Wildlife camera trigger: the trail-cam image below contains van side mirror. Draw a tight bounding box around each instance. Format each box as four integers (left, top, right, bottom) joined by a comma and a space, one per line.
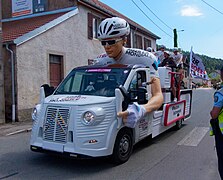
119, 85, 148, 110
41, 84, 55, 97
118, 85, 131, 111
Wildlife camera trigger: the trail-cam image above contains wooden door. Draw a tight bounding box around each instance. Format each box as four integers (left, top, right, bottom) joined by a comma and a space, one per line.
49, 54, 63, 88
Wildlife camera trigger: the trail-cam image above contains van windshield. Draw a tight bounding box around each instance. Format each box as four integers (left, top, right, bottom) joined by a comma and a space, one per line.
54, 67, 130, 97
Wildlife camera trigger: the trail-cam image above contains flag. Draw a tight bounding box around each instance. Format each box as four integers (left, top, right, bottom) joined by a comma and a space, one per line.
189, 48, 208, 80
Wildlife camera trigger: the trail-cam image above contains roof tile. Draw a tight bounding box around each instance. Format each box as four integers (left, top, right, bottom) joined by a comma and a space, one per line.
2, 12, 65, 43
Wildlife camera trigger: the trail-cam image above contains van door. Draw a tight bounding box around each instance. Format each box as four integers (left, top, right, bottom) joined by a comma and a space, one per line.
129, 70, 152, 141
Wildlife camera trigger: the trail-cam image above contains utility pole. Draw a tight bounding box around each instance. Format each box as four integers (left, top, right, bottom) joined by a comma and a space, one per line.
0, 0, 5, 124
173, 28, 178, 48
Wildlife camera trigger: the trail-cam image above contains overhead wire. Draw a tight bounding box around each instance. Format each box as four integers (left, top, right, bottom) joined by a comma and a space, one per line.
137, 0, 185, 48
130, 0, 172, 38
139, 0, 173, 31
131, 0, 185, 49
201, 0, 223, 16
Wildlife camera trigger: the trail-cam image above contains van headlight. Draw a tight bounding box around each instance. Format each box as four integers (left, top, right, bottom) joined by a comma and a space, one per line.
81, 107, 105, 126
32, 108, 38, 121
83, 111, 95, 125
32, 104, 41, 121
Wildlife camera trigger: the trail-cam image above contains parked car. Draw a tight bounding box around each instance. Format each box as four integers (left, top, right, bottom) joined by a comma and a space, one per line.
213, 82, 221, 90
192, 82, 197, 89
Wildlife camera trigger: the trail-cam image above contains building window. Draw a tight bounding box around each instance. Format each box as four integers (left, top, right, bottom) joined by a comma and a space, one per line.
144, 38, 151, 50
134, 34, 142, 49
93, 17, 100, 39
88, 13, 101, 39
49, 54, 64, 88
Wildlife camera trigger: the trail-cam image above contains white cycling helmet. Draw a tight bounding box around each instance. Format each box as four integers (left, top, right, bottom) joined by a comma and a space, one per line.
164, 50, 170, 55
146, 47, 154, 52
97, 17, 130, 40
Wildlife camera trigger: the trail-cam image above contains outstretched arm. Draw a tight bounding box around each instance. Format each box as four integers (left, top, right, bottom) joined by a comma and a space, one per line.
144, 77, 163, 112
117, 77, 163, 122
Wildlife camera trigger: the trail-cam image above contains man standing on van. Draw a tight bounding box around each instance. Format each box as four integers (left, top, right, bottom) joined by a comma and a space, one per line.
94, 17, 163, 128
210, 66, 223, 179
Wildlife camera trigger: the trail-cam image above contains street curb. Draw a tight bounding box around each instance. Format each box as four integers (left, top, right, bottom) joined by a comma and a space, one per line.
6, 128, 32, 136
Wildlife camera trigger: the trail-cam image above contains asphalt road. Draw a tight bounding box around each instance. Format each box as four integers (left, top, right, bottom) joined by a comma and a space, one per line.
0, 88, 221, 180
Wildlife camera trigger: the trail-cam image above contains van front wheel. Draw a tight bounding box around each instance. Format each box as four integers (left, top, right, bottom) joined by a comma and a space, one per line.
111, 128, 133, 165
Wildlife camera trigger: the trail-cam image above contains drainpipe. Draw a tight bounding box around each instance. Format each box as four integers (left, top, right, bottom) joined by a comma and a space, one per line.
6, 44, 15, 122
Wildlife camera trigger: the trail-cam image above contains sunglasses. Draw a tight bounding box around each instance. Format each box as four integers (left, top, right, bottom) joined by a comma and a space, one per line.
101, 38, 123, 46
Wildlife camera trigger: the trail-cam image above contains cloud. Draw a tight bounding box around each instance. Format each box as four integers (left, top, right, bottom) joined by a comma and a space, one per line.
180, 5, 203, 16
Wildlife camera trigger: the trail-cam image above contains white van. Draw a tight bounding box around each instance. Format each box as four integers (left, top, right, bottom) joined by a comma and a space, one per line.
30, 64, 192, 164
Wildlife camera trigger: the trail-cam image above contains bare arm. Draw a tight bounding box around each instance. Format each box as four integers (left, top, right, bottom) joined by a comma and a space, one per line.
117, 77, 163, 118
210, 106, 221, 119
143, 77, 163, 113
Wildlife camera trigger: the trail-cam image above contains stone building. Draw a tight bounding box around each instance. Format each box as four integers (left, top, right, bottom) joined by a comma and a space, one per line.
0, 0, 5, 124
1, 0, 160, 123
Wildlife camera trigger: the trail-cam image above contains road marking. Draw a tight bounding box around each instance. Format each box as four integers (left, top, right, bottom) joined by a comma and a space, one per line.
178, 127, 209, 146
0, 172, 19, 179
6, 128, 32, 136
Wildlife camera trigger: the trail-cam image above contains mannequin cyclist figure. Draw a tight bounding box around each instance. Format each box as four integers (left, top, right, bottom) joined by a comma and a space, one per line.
94, 17, 163, 128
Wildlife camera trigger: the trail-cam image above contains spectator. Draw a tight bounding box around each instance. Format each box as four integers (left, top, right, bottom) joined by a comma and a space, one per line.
159, 51, 177, 101
154, 45, 166, 64
171, 47, 184, 86
171, 47, 183, 69
146, 47, 154, 53
210, 66, 223, 179
158, 51, 176, 71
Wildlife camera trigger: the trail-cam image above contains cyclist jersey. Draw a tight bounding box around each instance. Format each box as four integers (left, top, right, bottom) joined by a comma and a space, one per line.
94, 47, 159, 78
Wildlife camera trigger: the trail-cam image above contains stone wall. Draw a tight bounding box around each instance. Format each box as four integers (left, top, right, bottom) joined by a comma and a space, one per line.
18, 108, 32, 122
0, 0, 5, 124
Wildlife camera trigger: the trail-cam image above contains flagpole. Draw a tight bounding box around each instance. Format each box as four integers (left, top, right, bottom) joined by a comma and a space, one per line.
189, 46, 193, 89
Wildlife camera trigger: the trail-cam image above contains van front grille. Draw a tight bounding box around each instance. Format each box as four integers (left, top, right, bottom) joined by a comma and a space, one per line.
43, 107, 70, 143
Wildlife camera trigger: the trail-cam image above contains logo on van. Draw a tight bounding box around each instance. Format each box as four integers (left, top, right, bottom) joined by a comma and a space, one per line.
49, 95, 86, 102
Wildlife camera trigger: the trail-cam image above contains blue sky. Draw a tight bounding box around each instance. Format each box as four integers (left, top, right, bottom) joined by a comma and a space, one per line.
100, 0, 223, 59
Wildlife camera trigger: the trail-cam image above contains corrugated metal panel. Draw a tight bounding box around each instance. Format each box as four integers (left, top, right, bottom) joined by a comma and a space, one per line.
43, 106, 70, 143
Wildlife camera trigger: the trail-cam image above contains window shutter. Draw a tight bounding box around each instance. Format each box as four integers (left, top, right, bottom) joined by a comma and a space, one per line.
88, 13, 93, 39
126, 33, 131, 48
139, 36, 142, 49
135, 34, 142, 49
144, 37, 146, 50
144, 38, 151, 50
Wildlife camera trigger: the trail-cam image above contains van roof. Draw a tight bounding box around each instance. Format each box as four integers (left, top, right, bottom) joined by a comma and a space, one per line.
74, 64, 147, 70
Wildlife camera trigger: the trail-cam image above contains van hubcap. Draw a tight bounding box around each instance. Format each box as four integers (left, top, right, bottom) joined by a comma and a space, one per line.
119, 136, 129, 155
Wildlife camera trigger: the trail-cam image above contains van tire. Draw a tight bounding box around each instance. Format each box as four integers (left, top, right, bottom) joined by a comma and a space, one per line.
111, 128, 133, 165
